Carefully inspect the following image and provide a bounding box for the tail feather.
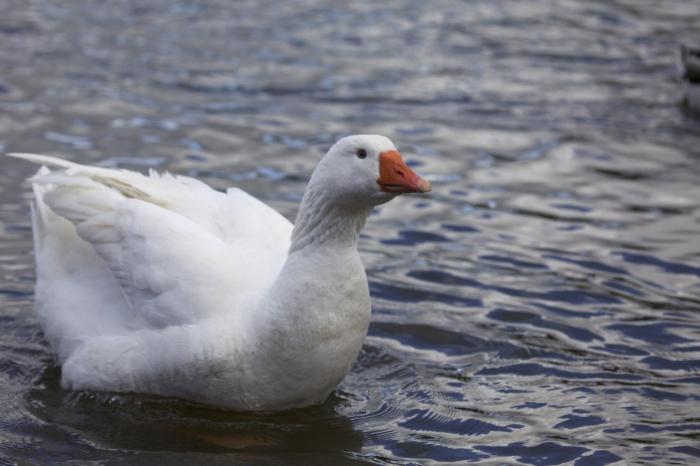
[7,152,164,206]
[7,152,79,170]
[29,166,53,256]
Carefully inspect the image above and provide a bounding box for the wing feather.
[9,153,292,331]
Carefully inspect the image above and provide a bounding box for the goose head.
[308,135,431,209]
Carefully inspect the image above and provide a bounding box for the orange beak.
[377,150,431,194]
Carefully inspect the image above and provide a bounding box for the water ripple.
[1,0,700,464]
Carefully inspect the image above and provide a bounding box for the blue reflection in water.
[1,0,700,464]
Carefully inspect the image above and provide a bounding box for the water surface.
[1,0,700,464]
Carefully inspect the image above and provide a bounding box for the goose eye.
[356,149,367,159]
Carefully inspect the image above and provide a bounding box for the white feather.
[9,152,292,358]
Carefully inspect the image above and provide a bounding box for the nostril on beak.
[395,169,405,177]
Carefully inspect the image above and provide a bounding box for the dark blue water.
[1,1,700,464]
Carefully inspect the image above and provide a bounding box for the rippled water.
[2,0,700,464]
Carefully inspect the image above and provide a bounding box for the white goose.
[8,135,430,411]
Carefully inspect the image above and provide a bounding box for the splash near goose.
[8,135,430,411]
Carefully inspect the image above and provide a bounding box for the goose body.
[9,135,429,410]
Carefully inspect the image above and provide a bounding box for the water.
[1,0,700,464]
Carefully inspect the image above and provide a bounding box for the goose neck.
[289,187,371,254]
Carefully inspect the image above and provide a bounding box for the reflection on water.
[1,0,700,464]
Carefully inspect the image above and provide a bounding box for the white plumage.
[8,134,430,410]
